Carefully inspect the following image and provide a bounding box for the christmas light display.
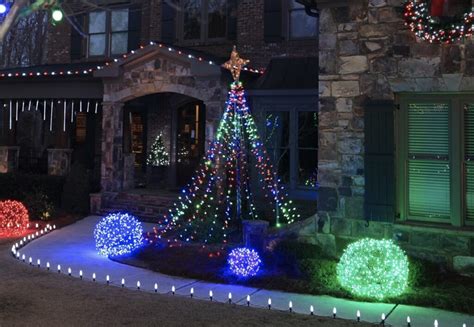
[94,212,144,257]
[147,132,169,167]
[337,238,409,300]
[227,247,262,278]
[404,0,474,43]
[157,47,299,243]
[0,200,29,237]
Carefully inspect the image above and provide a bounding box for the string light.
[0,200,29,237]
[94,212,144,257]
[337,238,409,300]
[227,247,262,278]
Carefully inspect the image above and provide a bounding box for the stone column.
[101,102,125,192]
[0,146,19,173]
[47,148,73,176]
[123,153,135,190]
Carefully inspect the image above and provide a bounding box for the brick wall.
[44,0,317,69]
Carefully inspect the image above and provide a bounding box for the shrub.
[0,200,29,236]
[337,238,409,300]
[94,212,144,257]
[23,189,55,221]
[61,162,91,214]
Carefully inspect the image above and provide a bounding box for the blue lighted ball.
[227,247,262,278]
[0,4,7,14]
[94,212,144,257]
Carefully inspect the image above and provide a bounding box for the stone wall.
[318,0,474,223]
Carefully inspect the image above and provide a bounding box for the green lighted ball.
[336,238,409,300]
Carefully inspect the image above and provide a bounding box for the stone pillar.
[242,220,269,252]
[101,102,125,192]
[47,148,72,176]
[123,153,135,190]
[0,146,19,173]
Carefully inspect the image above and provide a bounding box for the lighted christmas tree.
[147,133,169,167]
[157,47,299,244]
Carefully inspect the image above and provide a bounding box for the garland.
[404,0,474,43]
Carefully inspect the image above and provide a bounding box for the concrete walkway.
[13,216,474,327]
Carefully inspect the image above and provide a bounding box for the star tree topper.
[223,46,250,81]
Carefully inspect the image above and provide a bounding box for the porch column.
[101,101,125,192]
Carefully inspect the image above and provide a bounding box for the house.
[0,1,318,219]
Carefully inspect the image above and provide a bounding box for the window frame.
[282,0,318,41]
[176,0,230,43]
[86,7,130,59]
[396,93,474,227]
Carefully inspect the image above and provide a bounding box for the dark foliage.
[61,162,91,214]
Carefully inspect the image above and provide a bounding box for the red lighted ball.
[0,200,30,237]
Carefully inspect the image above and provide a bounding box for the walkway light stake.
[407,316,411,327]
[28,257,32,265]
[79,270,83,279]
[46,262,50,270]
[190,287,194,298]
[289,301,293,313]
[172,286,175,295]
[434,320,438,327]
[92,273,96,282]
[137,281,140,290]
[209,290,213,301]
[357,310,361,322]
[228,292,232,304]
[16,252,20,259]
[333,307,337,319]
[57,264,61,273]
[246,295,250,307]
[106,275,110,285]
[310,305,314,315]
[22,254,25,262]
[381,313,386,326]
[68,268,71,276]
[121,278,125,288]
[154,283,158,293]
[268,298,271,310]
[37,259,40,267]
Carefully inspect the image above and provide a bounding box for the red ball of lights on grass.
[0,200,29,237]
[227,247,262,278]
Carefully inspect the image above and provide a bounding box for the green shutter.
[407,103,450,219]
[465,104,474,221]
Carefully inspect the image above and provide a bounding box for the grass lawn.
[114,241,474,315]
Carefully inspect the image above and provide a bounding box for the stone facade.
[317,0,474,266]
[0,146,19,173]
[47,148,72,176]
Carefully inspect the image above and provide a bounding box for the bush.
[23,189,55,221]
[61,162,91,214]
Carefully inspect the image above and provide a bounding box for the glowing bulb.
[46,262,50,270]
[434,320,438,327]
[137,281,140,289]
[268,298,272,309]
[246,295,250,306]
[289,301,293,312]
[79,270,83,279]
[37,259,40,267]
[209,290,213,301]
[28,257,32,264]
[52,9,63,22]
[154,283,158,292]
[190,287,194,297]
[172,285,175,294]
[310,305,314,315]
[121,278,125,287]
[228,292,232,303]
[333,307,337,318]
[0,4,7,14]
[92,273,96,281]
[68,267,71,276]
[106,275,110,284]
[57,264,61,273]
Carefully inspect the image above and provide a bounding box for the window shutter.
[264,0,282,42]
[407,103,450,219]
[227,0,237,40]
[161,0,177,44]
[465,104,474,221]
[70,14,85,60]
[364,101,395,222]
[128,5,142,52]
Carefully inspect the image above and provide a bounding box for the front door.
[176,102,205,187]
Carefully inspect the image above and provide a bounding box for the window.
[259,98,317,198]
[287,0,317,39]
[177,0,236,42]
[397,94,474,226]
[88,9,129,57]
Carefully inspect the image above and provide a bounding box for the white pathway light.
[310,305,314,315]
[246,295,250,306]
[407,316,411,327]
[121,278,125,287]
[268,298,271,310]
[154,283,158,293]
[333,307,337,318]
[289,301,293,313]
[190,287,194,298]
[209,290,213,301]
[357,310,361,322]
[171,285,175,295]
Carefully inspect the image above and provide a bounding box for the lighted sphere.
[52,9,63,22]
[0,4,7,14]
[337,238,409,300]
[227,247,261,278]
[0,200,29,236]
[94,212,144,257]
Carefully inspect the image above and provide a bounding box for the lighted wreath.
[404,0,474,43]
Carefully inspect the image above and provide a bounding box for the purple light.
[227,247,262,278]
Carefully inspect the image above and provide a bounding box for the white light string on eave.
[1,99,101,132]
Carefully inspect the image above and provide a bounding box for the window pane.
[408,103,449,157]
[111,32,128,55]
[466,162,474,221]
[89,11,106,33]
[465,104,474,221]
[298,149,317,187]
[408,160,450,219]
[268,148,290,184]
[298,111,318,148]
[289,9,317,39]
[89,34,106,56]
[183,0,201,40]
[208,0,226,38]
[111,9,129,32]
[265,111,289,148]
